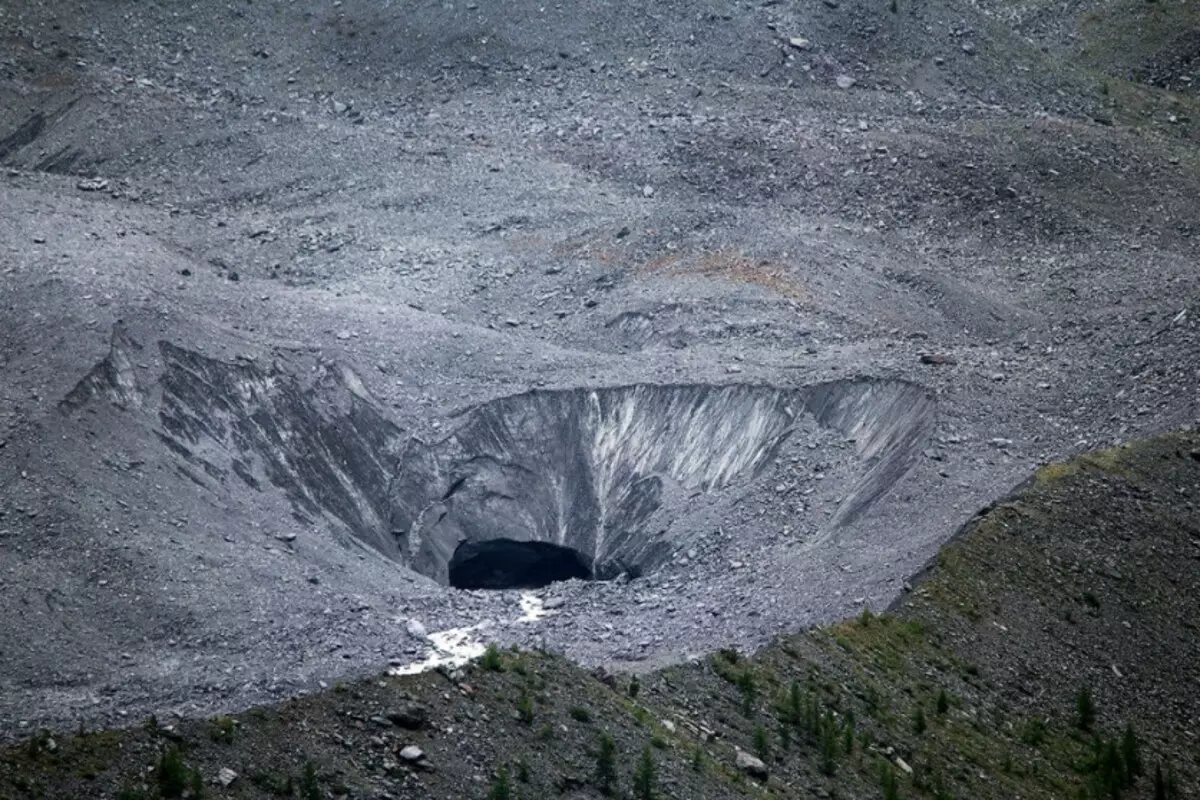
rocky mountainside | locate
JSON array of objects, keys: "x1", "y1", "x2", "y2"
[
  {"x1": 2, "y1": 431, "x2": 1197, "y2": 798},
  {"x1": 1, "y1": 0, "x2": 1199, "y2": 795}
]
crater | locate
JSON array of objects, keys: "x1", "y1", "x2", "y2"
[
  {"x1": 391, "y1": 381, "x2": 935, "y2": 588},
  {"x1": 63, "y1": 330, "x2": 936, "y2": 593}
]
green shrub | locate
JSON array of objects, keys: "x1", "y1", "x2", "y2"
[
  {"x1": 209, "y1": 715, "x2": 235, "y2": 744},
  {"x1": 936, "y1": 689, "x2": 949, "y2": 715},
  {"x1": 629, "y1": 675, "x2": 640, "y2": 699},
  {"x1": 1020, "y1": 717, "x2": 1047, "y2": 747},
  {"x1": 488, "y1": 766, "x2": 511, "y2": 800},
  {"x1": 480, "y1": 644, "x2": 504, "y2": 672},
  {"x1": 517, "y1": 692, "x2": 534, "y2": 724},
  {"x1": 570, "y1": 706, "x2": 592, "y2": 723},
  {"x1": 156, "y1": 746, "x2": 189, "y2": 799}
]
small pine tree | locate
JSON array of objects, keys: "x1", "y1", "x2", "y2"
[
  {"x1": 936, "y1": 689, "x2": 949, "y2": 715},
  {"x1": 300, "y1": 761, "x2": 321, "y2": 800},
  {"x1": 820, "y1": 713, "x2": 838, "y2": 776},
  {"x1": 882, "y1": 762, "x2": 900, "y2": 800},
  {"x1": 1166, "y1": 761, "x2": 1180, "y2": 800},
  {"x1": 779, "y1": 720, "x2": 792, "y2": 751},
  {"x1": 913, "y1": 705, "x2": 927, "y2": 735},
  {"x1": 629, "y1": 675, "x2": 640, "y2": 699},
  {"x1": 517, "y1": 759, "x2": 530, "y2": 783},
  {"x1": 633, "y1": 746, "x2": 655, "y2": 800},
  {"x1": 843, "y1": 719, "x2": 854, "y2": 755},
  {"x1": 691, "y1": 746, "x2": 704, "y2": 772},
  {"x1": 1120, "y1": 724, "x2": 1141, "y2": 784},
  {"x1": 806, "y1": 695, "x2": 821, "y2": 740},
  {"x1": 1154, "y1": 763, "x2": 1167, "y2": 800},
  {"x1": 753, "y1": 724, "x2": 770, "y2": 761},
  {"x1": 488, "y1": 766, "x2": 511, "y2": 800},
  {"x1": 737, "y1": 669, "x2": 757, "y2": 715},
  {"x1": 189, "y1": 768, "x2": 205, "y2": 798},
  {"x1": 596, "y1": 733, "x2": 617, "y2": 795},
  {"x1": 1076, "y1": 686, "x2": 1096, "y2": 731},
  {"x1": 788, "y1": 680, "x2": 803, "y2": 726}
]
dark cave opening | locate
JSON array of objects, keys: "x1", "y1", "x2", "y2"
[{"x1": 447, "y1": 538, "x2": 593, "y2": 590}]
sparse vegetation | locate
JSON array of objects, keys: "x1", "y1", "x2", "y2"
[{"x1": 570, "y1": 706, "x2": 592, "y2": 723}]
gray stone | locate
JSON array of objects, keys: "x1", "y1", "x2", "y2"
[
  {"x1": 217, "y1": 767, "x2": 238, "y2": 787},
  {"x1": 399, "y1": 745, "x2": 424, "y2": 762},
  {"x1": 736, "y1": 750, "x2": 768, "y2": 779},
  {"x1": 835, "y1": 75, "x2": 856, "y2": 90},
  {"x1": 387, "y1": 702, "x2": 430, "y2": 730}
]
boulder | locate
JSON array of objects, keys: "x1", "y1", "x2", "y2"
[{"x1": 735, "y1": 750, "x2": 768, "y2": 780}]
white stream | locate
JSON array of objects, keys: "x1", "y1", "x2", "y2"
[{"x1": 388, "y1": 592, "x2": 551, "y2": 676}]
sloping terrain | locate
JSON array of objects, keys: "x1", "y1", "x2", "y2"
[
  {"x1": 2, "y1": 431, "x2": 1196, "y2": 798},
  {"x1": 1, "y1": 0, "x2": 1199, "y2": 766}
]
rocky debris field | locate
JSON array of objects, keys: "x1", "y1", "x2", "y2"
[{"x1": 1, "y1": 0, "x2": 1199, "y2": 741}]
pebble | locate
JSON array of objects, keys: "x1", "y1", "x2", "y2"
[{"x1": 835, "y1": 75, "x2": 856, "y2": 90}]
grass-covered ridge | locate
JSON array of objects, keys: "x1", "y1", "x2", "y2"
[{"x1": 2, "y1": 430, "x2": 1197, "y2": 799}]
